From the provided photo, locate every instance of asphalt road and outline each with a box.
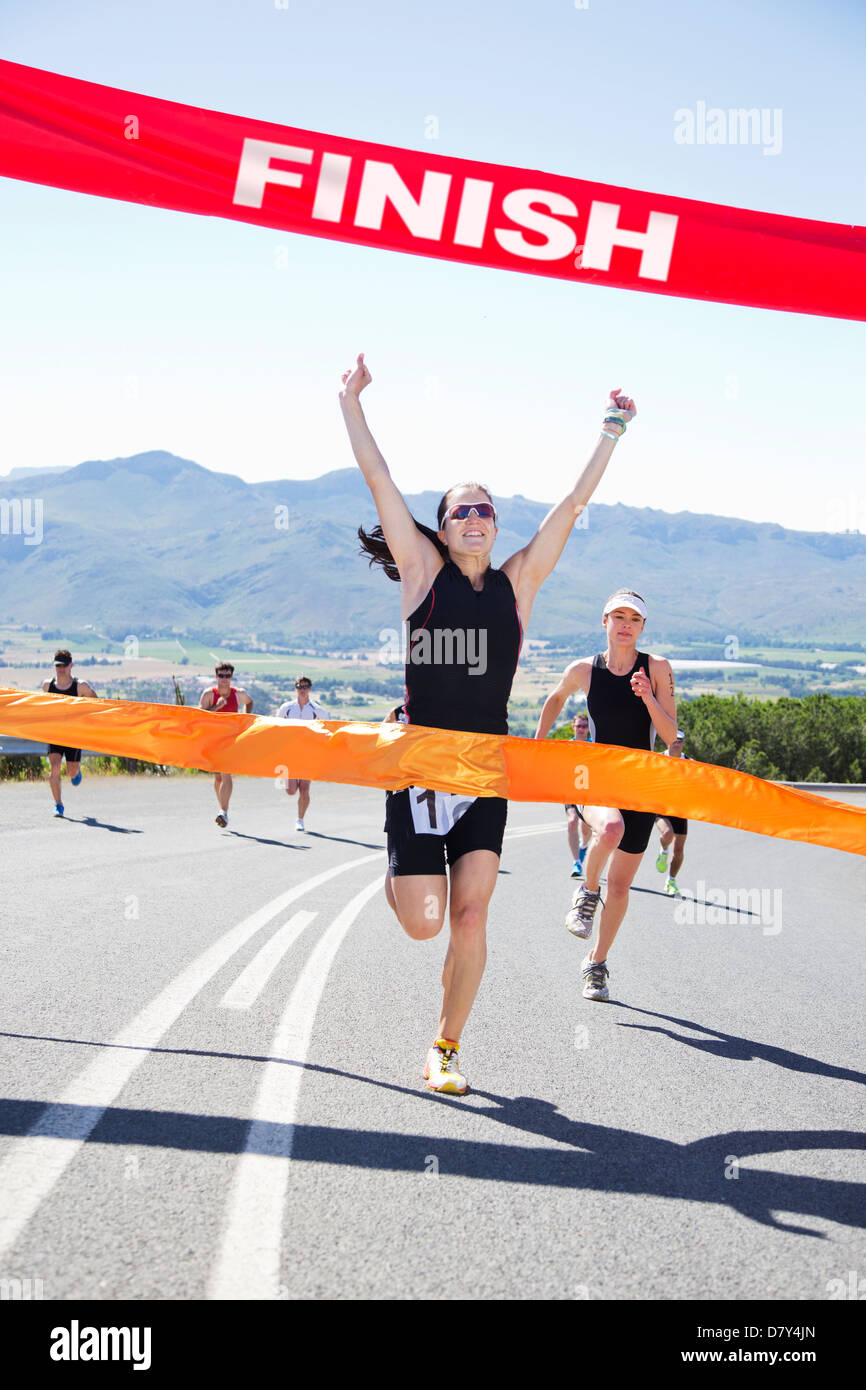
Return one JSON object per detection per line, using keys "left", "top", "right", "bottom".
{"left": 0, "top": 774, "right": 863, "bottom": 1302}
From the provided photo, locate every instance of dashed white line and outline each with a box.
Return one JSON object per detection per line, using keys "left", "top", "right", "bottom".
{"left": 208, "top": 874, "right": 384, "bottom": 1301}
{"left": 0, "top": 853, "right": 381, "bottom": 1263}
{"left": 219, "top": 910, "right": 318, "bottom": 1010}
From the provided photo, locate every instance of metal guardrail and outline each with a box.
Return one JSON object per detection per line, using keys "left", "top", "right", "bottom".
{"left": 778, "top": 783, "right": 866, "bottom": 792}
{"left": 0, "top": 738, "right": 107, "bottom": 757}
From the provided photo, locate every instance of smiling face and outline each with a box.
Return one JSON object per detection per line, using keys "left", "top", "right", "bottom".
{"left": 437, "top": 485, "right": 498, "bottom": 561}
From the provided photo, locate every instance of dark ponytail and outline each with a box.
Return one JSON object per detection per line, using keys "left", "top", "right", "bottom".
{"left": 358, "top": 481, "right": 493, "bottom": 582}
{"left": 357, "top": 520, "right": 448, "bottom": 582}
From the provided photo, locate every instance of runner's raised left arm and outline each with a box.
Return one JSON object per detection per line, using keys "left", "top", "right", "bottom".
{"left": 502, "top": 388, "right": 636, "bottom": 615}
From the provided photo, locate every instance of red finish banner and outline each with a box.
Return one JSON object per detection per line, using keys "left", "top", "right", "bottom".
{"left": 1, "top": 688, "right": 864, "bottom": 857}
{"left": 1, "top": 59, "right": 864, "bottom": 320}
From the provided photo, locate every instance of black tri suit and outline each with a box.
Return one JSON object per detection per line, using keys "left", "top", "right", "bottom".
{"left": 46, "top": 676, "right": 82, "bottom": 762}
{"left": 580, "top": 650, "right": 659, "bottom": 855}
{"left": 385, "top": 560, "right": 523, "bottom": 876}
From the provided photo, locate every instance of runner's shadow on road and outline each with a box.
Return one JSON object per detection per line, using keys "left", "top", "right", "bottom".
{"left": 64, "top": 816, "right": 143, "bottom": 834}
{"left": 1, "top": 1093, "right": 861, "bottom": 1236}
{"left": 629, "top": 885, "right": 764, "bottom": 917}
{"left": 303, "top": 832, "right": 385, "bottom": 850}
{"left": 610, "top": 1003, "right": 866, "bottom": 1085}
{"left": 226, "top": 831, "right": 310, "bottom": 849}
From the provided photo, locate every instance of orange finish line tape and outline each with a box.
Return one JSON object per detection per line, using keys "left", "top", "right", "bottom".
{"left": 0, "top": 688, "right": 863, "bottom": 856}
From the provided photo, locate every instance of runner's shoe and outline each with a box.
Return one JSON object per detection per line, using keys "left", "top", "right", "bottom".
{"left": 655, "top": 846, "right": 668, "bottom": 873}
{"left": 577, "top": 846, "right": 588, "bottom": 874}
{"left": 54, "top": 802, "right": 64, "bottom": 818}
{"left": 566, "top": 885, "right": 603, "bottom": 939}
{"left": 570, "top": 858, "right": 583, "bottom": 879}
{"left": 295, "top": 818, "right": 305, "bottom": 832}
{"left": 665, "top": 877, "right": 681, "bottom": 897}
{"left": 424, "top": 1038, "right": 467, "bottom": 1095}
{"left": 581, "top": 955, "right": 610, "bottom": 1002}
{"left": 70, "top": 771, "right": 82, "bottom": 786}
{"left": 215, "top": 813, "right": 228, "bottom": 828}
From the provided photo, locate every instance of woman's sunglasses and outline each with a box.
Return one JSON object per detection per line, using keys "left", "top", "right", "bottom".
{"left": 443, "top": 502, "right": 497, "bottom": 523}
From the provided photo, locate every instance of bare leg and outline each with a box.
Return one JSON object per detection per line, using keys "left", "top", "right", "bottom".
{"left": 670, "top": 833, "right": 687, "bottom": 879}
{"left": 48, "top": 753, "right": 63, "bottom": 804}
{"left": 297, "top": 781, "right": 311, "bottom": 818}
{"left": 214, "top": 773, "right": 232, "bottom": 813}
{"left": 590, "top": 847, "right": 645, "bottom": 963}
{"left": 657, "top": 817, "right": 674, "bottom": 852}
{"left": 580, "top": 808, "right": 625, "bottom": 893}
{"left": 438, "top": 850, "right": 500, "bottom": 1042}
{"left": 565, "top": 808, "right": 582, "bottom": 860}
{"left": 389, "top": 873, "right": 448, "bottom": 940}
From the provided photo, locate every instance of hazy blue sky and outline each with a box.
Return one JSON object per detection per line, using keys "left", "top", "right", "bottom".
{"left": 1, "top": 0, "right": 864, "bottom": 533}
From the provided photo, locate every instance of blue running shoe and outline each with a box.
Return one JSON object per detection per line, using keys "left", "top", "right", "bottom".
{"left": 70, "top": 771, "right": 82, "bottom": 786}
{"left": 54, "top": 802, "right": 64, "bottom": 817}
{"left": 570, "top": 858, "right": 583, "bottom": 878}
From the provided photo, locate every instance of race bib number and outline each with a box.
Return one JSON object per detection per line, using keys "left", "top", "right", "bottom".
{"left": 409, "top": 787, "right": 476, "bottom": 836}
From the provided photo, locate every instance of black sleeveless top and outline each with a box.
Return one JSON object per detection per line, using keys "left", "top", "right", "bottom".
{"left": 48, "top": 677, "right": 79, "bottom": 696}
{"left": 586, "top": 651, "right": 655, "bottom": 750}
{"left": 404, "top": 561, "right": 522, "bottom": 736}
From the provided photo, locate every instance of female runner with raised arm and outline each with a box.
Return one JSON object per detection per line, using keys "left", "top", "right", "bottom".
{"left": 340, "top": 353, "right": 635, "bottom": 1094}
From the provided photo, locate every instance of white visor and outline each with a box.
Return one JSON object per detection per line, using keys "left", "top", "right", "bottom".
{"left": 603, "top": 592, "right": 647, "bottom": 621}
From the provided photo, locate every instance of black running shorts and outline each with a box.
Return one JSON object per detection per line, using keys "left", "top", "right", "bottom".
{"left": 657, "top": 814, "right": 688, "bottom": 836}
{"left": 384, "top": 789, "right": 508, "bottom": 876}
{"left": 577, "top": 805, "right": 656, "bottom": 856}
{"left": 47, "top": 744, "right": 82, "bottom": 761}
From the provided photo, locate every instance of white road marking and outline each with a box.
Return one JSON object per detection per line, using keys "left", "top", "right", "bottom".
{"left": 208, "top": 874, "right": 384, "bottom": 1301}
{"left": 206, "top": 824, "right": 565, "bottom": 1301}
{"left": 504, "top": 821, "right": 567, "bottom": 838}
{"left": 0, "top": 853, "right": 381, "bottom": 1263}
{"left": 219, "top": 910, "right": 318, "bottom": 1010}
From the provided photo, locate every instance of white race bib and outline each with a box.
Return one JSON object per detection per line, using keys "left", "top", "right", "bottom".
{"left": 409, "top": 787, "right": 476, "bottom": 836}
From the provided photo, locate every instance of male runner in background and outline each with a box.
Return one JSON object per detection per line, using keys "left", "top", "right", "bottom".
{"left": 655, "top": 729, "right": 689, "bottom": 896}
{"left": 199, "top": 663, "right": 253, "bottom": 828}
{"left": 41, "top": 649, "right": 98, "bottom": 818}
{"left": 565, "top": 711, "right": 593, "bottom": 877}
{"left": 536, "top": 591, "right": 678, "bottom": 1001}
{"left": 276, "top": 676, "right": 328, "bottom": 831}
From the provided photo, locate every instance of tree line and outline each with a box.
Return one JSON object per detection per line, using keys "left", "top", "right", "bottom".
{"left": 553, "top": 693, "right": 865, "bottom": 782}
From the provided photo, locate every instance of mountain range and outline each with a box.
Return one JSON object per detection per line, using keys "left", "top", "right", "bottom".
{"left": 1, "top": 451, "right": 865, "bottom": 645}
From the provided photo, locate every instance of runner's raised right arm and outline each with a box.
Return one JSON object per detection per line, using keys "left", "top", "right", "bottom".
{"left": 339, "top": 353, "right": 441, "bottom": 597}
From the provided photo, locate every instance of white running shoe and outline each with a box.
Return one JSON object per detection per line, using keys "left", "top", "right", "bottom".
{"left": 581, "top": 955, "right": 610, "bottom": 1002}
{"left": 424, "top": 1039, "right": 467, "bottom": 1095}
{"left": 565, "top": 885, "right": 603, "bottom": 939}
{"left": 295, "top": 817, "right": 305, "bottom": 831}
{"left": 215, "top": 812, "right": 228, "bottom": 828}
